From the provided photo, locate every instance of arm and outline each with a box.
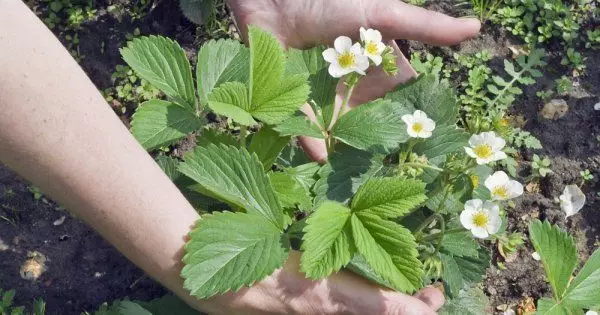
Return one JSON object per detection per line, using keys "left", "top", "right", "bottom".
{"left": 0, "top": 0, "right": 204, "bottom": 310}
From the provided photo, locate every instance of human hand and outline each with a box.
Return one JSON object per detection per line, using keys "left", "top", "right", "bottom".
{"left": 196, "top": 251, "right": 444, "bottom": 315}
{"left": 228, "top": 0, "right": 480, "bottom": 161}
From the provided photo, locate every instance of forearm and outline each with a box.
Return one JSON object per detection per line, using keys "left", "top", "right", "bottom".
{"left": 0, "top": 0, "right": 199, "bottom": 307}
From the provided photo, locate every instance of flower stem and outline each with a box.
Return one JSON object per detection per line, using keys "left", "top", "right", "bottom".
{"left": 239, "top": 125, "right": 247, "bottom": 148}
{"left": 403, "top": 162, "right": 443, "bottom": 172}
{"left": 337, "top": 82, "right": 356, "bottom": 122}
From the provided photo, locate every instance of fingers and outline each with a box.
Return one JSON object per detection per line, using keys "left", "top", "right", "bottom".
{"left": 369, "top": 0, "right": 481, "bottom": 46}
{"left": 414, "top": 287, "right": 445, "bottom": 311}
{"left": 298, "top": 104, "right": 328, "bottom": 163}
{"left": 380, "top": 290, "right": 438, "bottom": 315}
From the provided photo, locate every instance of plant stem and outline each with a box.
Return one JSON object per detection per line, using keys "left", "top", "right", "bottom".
{"left": 403, "top": 162, "right": 443, "bottom": 172}
{"left": 422, "top": 228, "right": 464, "bottom": 242}
{"left": 239, "top": 125, "right": 247, "bottom": 147}
{"left": 336, "top": 80, "right": 357, "bottom": 122}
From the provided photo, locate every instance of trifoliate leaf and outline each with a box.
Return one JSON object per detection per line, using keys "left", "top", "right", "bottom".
{"left": 197, "top": 39, "right": 249, "bottom": 105}
{"left": 131, "top": 100, "right": 203, "bottom": 150}
{"left": 276, "top": 142, "right": 311, "bottom": 168}
{"left": 351, "top": 178, "right": 426, "bottom": 219}
{"left": 248, "top": 126, "right": 291, "bottom": 170}
{"left": 332, "top": 99, "right": 412, "bottom": 153}
{"left": 285, "top": 46, "right": 329, "bottom": 76}
{"left": 121, "top": 36, "right": 196, "bottom": 110}
{"left": 300, "top": 202, "right": 354, "bottom": 279}
{"left": 529, "top": 220, "right": 577, "bottom": 299}
{"left": 182, "top": 212, "right": 289, "bottom": 298}
{"left": 351, "top": 212, "right": 423, "bottom": 293}
{"left": 386, "top": 75, "right": 458, "bottom": 127}
{"left": 563, "top": 248, "right": 600, "bottom": 307}
{"left": 313, "top": 146, "right": 383, "bottom": 206}
{"left": 269, "top": 172, "right": 312, "bottom": 210}
{"left": 196, "top": 129, "right": 239, "bottom": 147}
{"left": 440, "top": 247, "right": 491, "bottom": 296}
{"left": 178, "top": 144, "right": 285, "bottom": 228}
{"left": 207, "top": 82, "right": 256, "bottom": 126}
{"left": 413, "top": 125, "right": 470, "bottom": 159}
{"left": 439, "top": 286, "right": 490, "bottom": 315}
{"left": 274, "top": 113, "right": 325, "bottom": 139}
{"left": 248, "top": 26, "right": 310, "bottom": 124}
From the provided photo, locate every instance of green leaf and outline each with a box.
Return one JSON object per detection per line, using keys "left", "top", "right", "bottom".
{"left": 563, "top": 248, "right": 600, "bottom": 307}
{"left": 196, "top": 129, "right": 239, "bottom": 147}
{"left": 138, "top": 295, "right": 198, "bottom": 315}
{"left": 313, "top": 146, "right": 383, "bottom": 206}
{"left": 248, "top": 126, "right": 291, "bottom": 170}
{"left": 131, "top": 100, "right": 203, "bottom": 150}
{"left": 276, "top": 142, "right": 311, "bottom": 168}
{"left": 283, "top": 162, "right": 320, "bottom": 192}
{"left": 112, "top": 301, "right": 152, "bottom": 315}
{"left": 441, "top": 231, "right": 480, "bottom": 258}
{"left": 386, "top": 75, "right": 458, "bottom": 126}
{"left": 207, "top": 82, "right": 256, "bottom": 126}
{"left": 179, "top": 0, "right": 213, "bottom": 25}
{"left": 269, "top": 172, "right": 312, "bottom": 210}
{"left": 300, "top": 201, "right": 354, "bottom": 278}
{"left": 529, "top": 220, "right": 577, "bottom": 299}
{"left": 440, "top": 247, "right": 491, "bottom": 296}
{"left": 197, "top": 39, "right": 249, "bottom": 105}
{"left": 332, "top": 99, "right": 412, "bottom": 153}
{"left": 285, "top": 46, "right": 329, "bottom": 76}
{"left": 156, "top": 155, "right": 182, "bottom": 181}
{"left": 182, "top": 212, "right": 289, "bottom": 298}
{"left": 248, "top": 26, "right": 310, "bottom": 124}
{"left": 351, "top": 212, "right": 423, "bottom": 293}
{"left": 536, "top": 298, "right": 571, "bottom": 315}
{"left": 345, "top": 254, "right": 392, "bottom": 289}
{"left": 439, "top": 286, "right": 490, "bottom": 315}
{"left": 351, "top": 178, "right": 426, "bottom": 219}
{"left": 121, "top": 36, "right": 196, "bottom": 109}
{"left": 179, "top": 144, "right": 285, "bottom": 228}
{"left": 413, "top": 125, "right": 470, "bottom": 159}
{"left": 274, "top": 113, "right": 325, "bottom": 139}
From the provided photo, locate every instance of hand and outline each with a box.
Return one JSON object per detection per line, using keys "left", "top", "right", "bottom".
{"left": 229, "top": 0, "right": 480, "bottom": 161}
{"left": 199, "top": 251, "right": 444, "bottom": 315}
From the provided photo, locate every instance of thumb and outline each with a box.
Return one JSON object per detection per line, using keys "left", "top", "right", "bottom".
{"left": 368, "top": 0, "right": 481, "bottom": 45}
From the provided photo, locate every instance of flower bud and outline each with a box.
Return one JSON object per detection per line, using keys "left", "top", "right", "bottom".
{"left": 381, "top": 46, "right": 399, "bottom": 76}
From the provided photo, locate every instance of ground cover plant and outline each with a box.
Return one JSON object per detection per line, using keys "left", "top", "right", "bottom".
{"left": 2, "top": 0, "right": 599, "bottom": 314}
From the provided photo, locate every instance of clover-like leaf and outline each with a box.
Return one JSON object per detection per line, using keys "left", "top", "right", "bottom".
{"left": 248, "top": 126, "right": 291, "bottom": 170}
{"left": 562, "top": 248, "right": 600, "bottom": 307}
{"left": 121, "top": 36, "right": 196, "bottom": 110}
{"left": 275, "top": 113, "right": 325, "bottom": 139}
{"left": 182, "top": 212, "right": 289, "bottom": 299}
{"left": 207, "top": 81, "right": 256, "bottom": 126}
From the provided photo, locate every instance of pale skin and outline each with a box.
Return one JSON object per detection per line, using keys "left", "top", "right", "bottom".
{"left": 0, "top": 0, "right": 479, "bottom": 314}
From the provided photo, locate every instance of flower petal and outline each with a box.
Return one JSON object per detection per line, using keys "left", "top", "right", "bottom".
{"left": 370, "top": 54, "right": 383, "bottom": 66}
{"left": 419, "top": 130, "right": 433, "bottom": 138}
{"left": 328, "top": 63, "right": 350, "bottom": 78}
{"left": 376, "top": 42, "right": 386, "bottom": 54}
{"left": 334, "top": 36, "right": 353, "bottom": 53}
{"left": 322, "top": 48, "right": 338, "bottom": 63}
{"left": 484, "top": 171, "right": 509, "bottom": 190}
{"left": 360, "top": 27, "right": 367, "bottom": 42}
{"left": 402, "top": 115, "right": 414, "bottom": 125}
{"left": 562, "top": 185, "right": 586, "bottom": 218}
{"left": 460, "top": 209, "right": 476, "bottom": 230}
{"left": 471, "top": 226, "right": 489, "bottom": 239}
{"left": 465, "top": 199, "right": 483, "bottom": 212}
{"left": 492, "top": 136, "right": 506, "bottom": 150}
{"left": 492, "top": 151, "right": 508, "bottom": 162}
{"left": 509, "top": 180, "right": 524, "bottom": 198}
{"left": 423, "top": 119, "right": 436, "bottom": 131}
{"left": 464, "top": 147, "right": 478, "bottom": 158}
{"left": 468, "top": 134, "right": 485, "bottom": 147}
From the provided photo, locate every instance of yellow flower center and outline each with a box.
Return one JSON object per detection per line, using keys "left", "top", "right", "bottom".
{"left": 412, "top": 122, "right": 424, "bottom": 133}
{"left": 472, "top": 212, "right": 488, "bottom": 228}
{"left": 473, "top": 144, "right": 493, "bottom": 159}
{"left": 338, "top": 52, "right": 355, "bottom": 68}
{"left": 366, "top": 41, "right": 379, "bottom": 55}
{"left": 499, "top": 118, "right": 509, "bottom": 127}
{"left": 470, "top": 175, "right": 480, "bottom": 188}
{"left": 492, "top": 186, "right": 509, "bottom": 199}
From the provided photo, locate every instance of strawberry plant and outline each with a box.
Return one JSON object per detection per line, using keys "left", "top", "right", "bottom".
{"left": 120, "top": 26, "right": 527, "bottom": 309}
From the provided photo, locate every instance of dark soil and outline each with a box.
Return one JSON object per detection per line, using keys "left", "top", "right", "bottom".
{"left": 2, "top": 0, "right": 599, "bottom": 314}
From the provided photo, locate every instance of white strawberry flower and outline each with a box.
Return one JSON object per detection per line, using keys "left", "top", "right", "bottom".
{"left": 460, "top": 199, "right": 502, "bottom": 239}
{"left": 401, "top": 110, "right": 436, "bottom": 138}
{"left": 560, "top": 184, "right": 586, "bottom": 218}
{"left": 322, "top": 36, "right": 370, "bottom": 78}
{"left": 464, "top": 131, "right": 507, "bottom": 165}
{"left": 484, "top": 171, "right": 524, "bottom": 201}
{"left": 586, "top": 311, "right": 599, "bottom": 315}
{"left": 360, "top": 27, "right": 386, "bottom": 66}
